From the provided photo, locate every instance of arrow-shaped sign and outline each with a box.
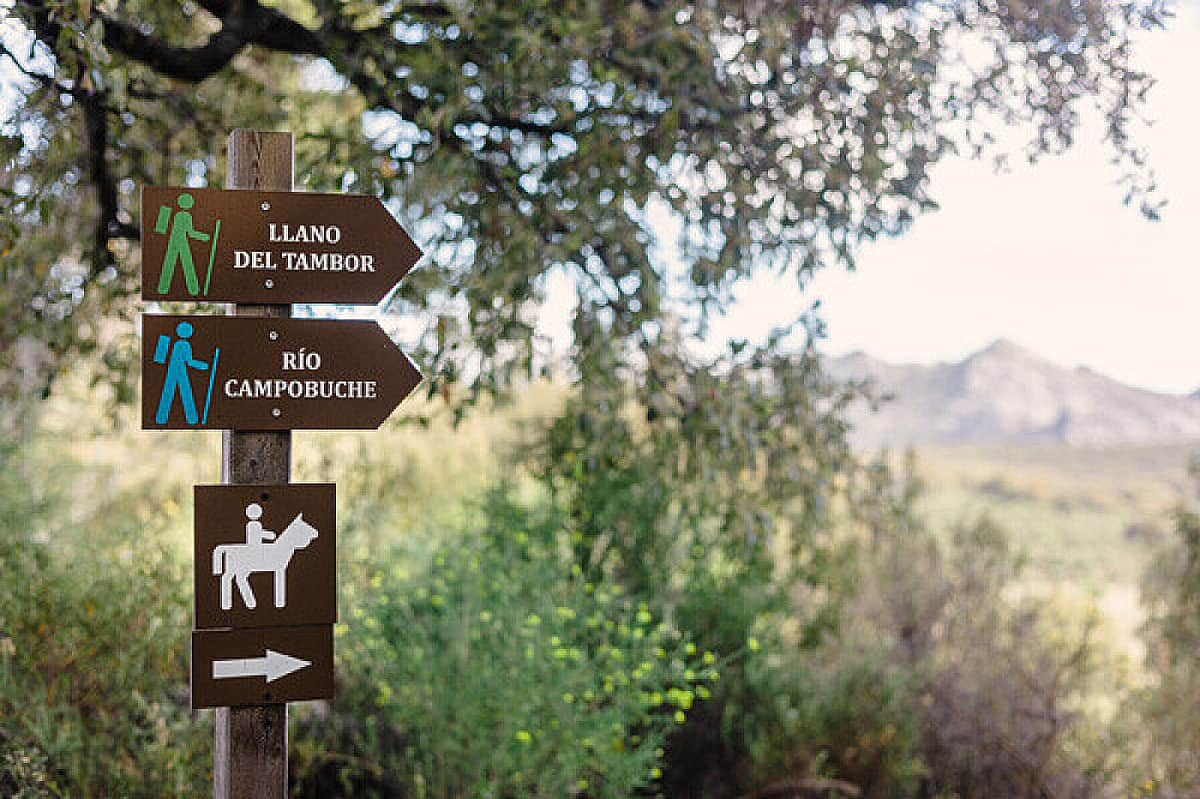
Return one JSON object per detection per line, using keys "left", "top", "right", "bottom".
{"left": 213, "top": 649, "right": 311, "bottom": 683}
{"left": 142, "top": 314, "right": 421, "bottom": 430}
{"left": 141, "top": 186, "right": 422, "bottom": 304}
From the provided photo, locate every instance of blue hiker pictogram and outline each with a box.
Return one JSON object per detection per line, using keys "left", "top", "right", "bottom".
{"left": 153, "top": 192, "right": 221, "bottom": 296}
{"left": 153, "top": 321, "right": 221, "bottom": 425}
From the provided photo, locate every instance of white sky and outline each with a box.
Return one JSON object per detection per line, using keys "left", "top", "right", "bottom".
{"left": 695, "top": 4, "right": 1200, "bottom": 395}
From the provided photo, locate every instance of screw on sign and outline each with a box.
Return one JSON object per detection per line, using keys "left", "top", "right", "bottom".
{"left": 141, "top": 186, "right": 423, "bottom": 304}
{"left": 141, "top": 315, "right": 422, "bottom": 430}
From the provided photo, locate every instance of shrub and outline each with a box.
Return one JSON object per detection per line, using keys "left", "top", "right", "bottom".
{"left": 687, "top": 459, "right": 1127, "bottom": 799}
{"left": 848, "top": 461, "right": 1126, "bottom": 798}
{"left": 291, "top": 490, "right": 713, "bottom": 798}
{"left": 1128, "top": 487, "right": 1200, "bottom": 797}
{"left": 0, "top": 442, "right": 206, "bottom": 796}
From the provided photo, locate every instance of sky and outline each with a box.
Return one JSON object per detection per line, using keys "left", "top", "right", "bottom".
{"left": 694, "top": 4, "right": 1200, "bottom": 395}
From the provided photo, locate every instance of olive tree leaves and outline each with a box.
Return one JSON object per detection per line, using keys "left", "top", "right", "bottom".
{"left": 1, "top": 0, "right": 1164, "bottom": 418}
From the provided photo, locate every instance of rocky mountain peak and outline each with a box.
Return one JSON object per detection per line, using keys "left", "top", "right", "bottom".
{"left": 827, "top": 341, "right": 1200, "bottom": 448}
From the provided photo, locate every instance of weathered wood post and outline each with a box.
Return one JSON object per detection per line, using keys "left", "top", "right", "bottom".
{"left": 215, "top": 129, "right": 292, "bottom": 799}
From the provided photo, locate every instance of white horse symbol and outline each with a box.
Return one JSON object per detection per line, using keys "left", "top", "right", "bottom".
{"left": 212, "top": 513, "right": 318, "bottom": 610}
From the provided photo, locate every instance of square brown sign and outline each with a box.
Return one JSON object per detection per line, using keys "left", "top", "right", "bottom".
{"left": 195, "top": 484, "right": 336, "bottom": 630}
{"left": 191, "top": 625, "right": 334, "bottom": 709}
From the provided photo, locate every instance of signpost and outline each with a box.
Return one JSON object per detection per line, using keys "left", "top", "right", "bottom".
{"left": 142, "top": 315, "right": 421, "bottom": 430}
{"left": 140, "top": 129, "right": 424, "bottom": 797}
{"left": 141, "top": 186, "right": 421, "bottom": 304}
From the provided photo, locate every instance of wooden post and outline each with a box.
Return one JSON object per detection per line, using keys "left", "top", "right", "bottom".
{"left": 215, "top": 129, "right": 293, "bottom": 799}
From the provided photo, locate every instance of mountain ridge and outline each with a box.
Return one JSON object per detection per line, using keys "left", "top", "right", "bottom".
{"left": 827, "top": 340, "right": 1200, "bottom": 448}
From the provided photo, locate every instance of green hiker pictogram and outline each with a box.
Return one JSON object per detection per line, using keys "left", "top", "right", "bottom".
{"left": 154, "top": 192, "right": 221, "bottom": 296}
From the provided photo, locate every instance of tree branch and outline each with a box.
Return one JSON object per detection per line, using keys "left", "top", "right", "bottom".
{"left": 0, "top": 40, "right": 67, "bottom": 93}
{"left": 81, "top": 89, "right": 139, "bottom": 282}
{"left": 95, "top": 0, "right": 323, "bottom": 83}
{"left": 196, "top": 0, "right": 325, "bottom": 55}
{"left": 99, "top": 17, "right": 246, "bottom": 82}
{"left": 0, "top": 36, "right": 137, "bottom": 270}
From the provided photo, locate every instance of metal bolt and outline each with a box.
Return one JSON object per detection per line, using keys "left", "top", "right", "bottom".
{"left": 265, "top": 279, "right": 275, "bottom": 289}
{"left": 272, "top": 408, "right": 281, "bottom": 418}
{"left": 260, "top": 201, "right": 270, "bottom": 211}
{"left": 269, "top": 330, "right": 278, "bottom": 341}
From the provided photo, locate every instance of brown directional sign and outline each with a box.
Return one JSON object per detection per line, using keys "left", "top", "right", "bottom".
{"left": 141, "top": 314, "right": 421, "bottom": 430}
{"left": 195, "top": 484, "right": 335, "bottom": 630}
{"left": 141, "top": 186, "right": 422, "bottom": 304}
{"left": 191, "top": 625, "right": 334, "bottom": 709}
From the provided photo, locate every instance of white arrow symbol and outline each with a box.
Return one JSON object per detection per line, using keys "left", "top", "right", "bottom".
{"left": 212, "top": 649, "right": 311, "bottom": 683}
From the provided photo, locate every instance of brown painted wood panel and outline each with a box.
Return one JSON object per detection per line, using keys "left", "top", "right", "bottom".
{"left": 141, "top": 186, "right": 421, "bottom": 304}
{"left": 195, "top": 484, "right": 335, "bottom": 630}
{"left": 141, "top": 314, "right": 421, "bottom": 430}
{"left": 192, "top": 625, "right": 334, "bottom": 709}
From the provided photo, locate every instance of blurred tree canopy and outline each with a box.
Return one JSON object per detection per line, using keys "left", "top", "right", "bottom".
{"left": 1, "top": 0, "right": 1166, "bottom": 409}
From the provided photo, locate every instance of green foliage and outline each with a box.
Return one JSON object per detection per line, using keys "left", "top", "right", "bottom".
{"left": 0, "top": 441, "right": 206, "bottom": 797}
{"left": 533, "top": 324, "right": 877, "bottom": 794}
{"left": 2, "top": 0, "right": 1167, "bottom": 413}
{"left": 843, "top": 459, "right": 1128, "bottom": 799}
{"left": 0, "top": 381, "right": 1177, "bottom": 798}
{"left": 539, "top": 323, "right": 859, "bottom": 619}
{"left": 1, "top": 746, "right": 57, "bottom": 798}
{"left": 659, "top": 457, "right": 924, "bottom": 797}
{"left": 291, "top": 489, "right": 713, "bottom": 798}
{"left": 1127, "top": 476, "right": 1200, "bottom": 797}
{"left": 663, "top": 456, "right": 1129, "bottom": 798}
{"left": 742, "top": 643, "right": 924, "bottom": 795}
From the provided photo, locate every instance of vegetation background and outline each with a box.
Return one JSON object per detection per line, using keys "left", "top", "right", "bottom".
{"left": 3, "top": 0, "right": 1199, "bottom": 797}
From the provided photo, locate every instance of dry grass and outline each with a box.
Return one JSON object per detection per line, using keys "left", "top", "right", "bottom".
{"left": 906, "top": 441, "right": 1195, "bottom": 662}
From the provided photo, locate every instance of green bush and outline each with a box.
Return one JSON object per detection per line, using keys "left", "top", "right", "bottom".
{"left": 845, "top": 463, "right": 1127, "bottom": 799}
{"left": 0, "top": 397, "right": 1145, "bottom": 799}
{"left": 669, "top": 459, "right": 1127, "bottom": 799}
{"left": 1128, "top": 483, "right": 1200, "bottom": 797}
{"left": 292, "top": 490, "right": 713, "bottom": 798}
{"left": 0, "top": 442, "right": 206, "bottom": 797}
